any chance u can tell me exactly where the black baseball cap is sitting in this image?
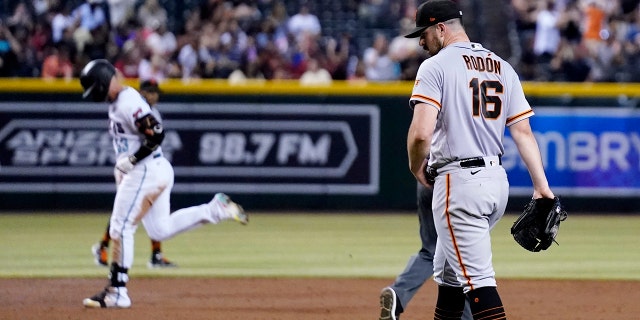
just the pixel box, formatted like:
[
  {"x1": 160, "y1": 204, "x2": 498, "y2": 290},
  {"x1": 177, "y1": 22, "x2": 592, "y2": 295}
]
[
  {"x1": 139, "y1": 79, "x2": 162, "y2": 93},
  {"x1": 404, "y1": 0, "x2": 463, "y2": 38}
]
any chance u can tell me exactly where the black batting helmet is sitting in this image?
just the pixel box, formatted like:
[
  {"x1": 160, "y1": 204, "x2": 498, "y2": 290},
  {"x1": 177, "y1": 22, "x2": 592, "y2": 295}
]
[{"x1": 80, "y1": 59, "x2": 115, "y2": 102}]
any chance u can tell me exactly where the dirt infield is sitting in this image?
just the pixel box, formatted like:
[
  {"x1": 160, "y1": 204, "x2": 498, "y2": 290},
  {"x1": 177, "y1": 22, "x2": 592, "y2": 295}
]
[{"x1": 1, "y1": 278, "x2": 638, "y2": 319}]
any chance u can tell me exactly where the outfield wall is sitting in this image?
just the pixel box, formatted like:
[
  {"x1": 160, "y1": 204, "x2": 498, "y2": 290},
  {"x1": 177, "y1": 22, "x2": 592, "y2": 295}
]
[{"x1": 1, "y1": 79, "x2": 639, "y2": 212}]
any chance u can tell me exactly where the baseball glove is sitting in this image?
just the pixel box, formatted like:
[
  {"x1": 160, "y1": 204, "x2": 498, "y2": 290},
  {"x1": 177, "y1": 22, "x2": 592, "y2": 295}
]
[{"x1": 510, "y1": 197, "x2": 567, "y2": 252}]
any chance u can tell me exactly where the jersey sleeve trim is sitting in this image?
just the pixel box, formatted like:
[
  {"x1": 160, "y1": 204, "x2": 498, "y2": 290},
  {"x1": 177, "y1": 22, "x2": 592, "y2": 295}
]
[
  {"x1": 410, "y1": 94, "x2": 441, "y2": 110},
  {"x1": 506, "y1": 109, "x2": 534, "y2": 126}
]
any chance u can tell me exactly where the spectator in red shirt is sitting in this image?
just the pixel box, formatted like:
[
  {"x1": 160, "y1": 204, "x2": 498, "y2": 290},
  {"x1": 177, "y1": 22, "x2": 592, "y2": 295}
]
[{"x1": 41, "y1": 44, "x2": 74, "y2": 79}]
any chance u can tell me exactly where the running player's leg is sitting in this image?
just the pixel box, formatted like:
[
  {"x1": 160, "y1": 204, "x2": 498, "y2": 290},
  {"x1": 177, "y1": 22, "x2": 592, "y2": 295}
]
[
  {"x1": 84, "y1": 156, "x2": 159, "y2": 308},
  {"x1": 100, "y1": 223, "x2": 111, "y2": 247},
  {"x1": 148, "y1": 239, "x2": 177, "y2": 268},
  {"x1": 88, "y1": 170, "x2": 148, "y2": 308},
  {"x1": 151, "y1": 240, "x2": 162, "y2": 255},
  {"x1": 109, "y1": 171, "x2": 146, "y2": 274},
  {"x1": 141, "y1": 158, "x2": 245, "y2": 242},
  {"x1": 92, "y1": 223, "x2": 111, "y2": 266}
]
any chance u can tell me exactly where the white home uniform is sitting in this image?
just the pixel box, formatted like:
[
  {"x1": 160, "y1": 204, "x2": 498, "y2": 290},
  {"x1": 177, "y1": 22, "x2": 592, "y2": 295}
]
[
  {"x1": 409, "y1": 42, "x2": 533, "y2": 292},
  {"x1": 108, "y1": 87, "x2": 232, "y2": 271}
]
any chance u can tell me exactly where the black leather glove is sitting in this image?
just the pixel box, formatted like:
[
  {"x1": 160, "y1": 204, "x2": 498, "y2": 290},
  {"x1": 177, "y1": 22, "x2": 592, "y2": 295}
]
[{"x1": 423, "y1": 165, "x2": 437, "y2": 185}]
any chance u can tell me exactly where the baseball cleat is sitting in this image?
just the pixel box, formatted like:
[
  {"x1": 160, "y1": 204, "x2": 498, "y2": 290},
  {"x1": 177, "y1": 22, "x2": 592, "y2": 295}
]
[
  {"x1": 91, "y1": 243, "x2": 108, "y2": 267},
  {"x1": 83, "y1": 286, "x2": 131, "y2": 308},
  {"x1": 379, "y1": 287, "x2": 399, "y2": 320},
  {"x1": 212, "y1": 193, "x2": 248, "y2": 225},
  {"x1": 147, "y1": 252, "x2": 178, "y2": 269}
]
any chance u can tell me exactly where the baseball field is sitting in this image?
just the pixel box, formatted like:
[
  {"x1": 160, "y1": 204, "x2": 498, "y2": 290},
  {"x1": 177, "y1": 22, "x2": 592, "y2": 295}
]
[{"x1": 1, "y1": 212, "x2": 639, "y2": 319}]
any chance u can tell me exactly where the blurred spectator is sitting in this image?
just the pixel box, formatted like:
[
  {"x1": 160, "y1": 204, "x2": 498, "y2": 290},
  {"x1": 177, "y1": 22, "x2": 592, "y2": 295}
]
[
  {"x1": 228, "y1": 68, "x2": 248, "y2": 84},
  {"x1": 591, "y1": 27, "x2": 625, "y2": 82},
  {"x1": 258, "y1": 41, "x2": 291, "y2": 80},
  {"x1": 210, "y1": 42, "x2": 242, "y2": 79},
  {"x1": 581, "y1": 1, "x2": 607, "y2": 56},
  {"x1": 5, "y1": 0, "x2": 640, "y2": 85},
  {"x1": 287, "y1": 2, "x2": 321, "y2": 43},
  {"x1": 256, "y1": 0, "x2": 289, "y2": 55},
  {"x1": 32, "y1": 0, "x2": 50, "y2": 17},
  {"x1": 16, "y1": 23, "x2": 42, "y2": 77},
  {"x1": 533, "y1": 1, "x2": 561, "y2": 80},
  {"x1": 511, "y1": 0, "x2": 538, "y2": 36},
  {"x1": 389, "y1": 18, "x2": 425, "y2": 80},
  {"x1": 70, "y1": 0, "x2": 109, "y2": 54},
  {"x1": 239, "y1": 36, "x2": 260, "y2": 78},
  {"x1": 363, "y1": 32, "x2": 399, "y2": 81},
  {"x1": 137, "y1": 0, "x2": 168, "y2": 31},
  {"x1": 233, "y1": 0, "x2": 262, "y2": 31},
  {"x1": 551, "y1": 41, "x2": 592, "y2": 81},
  {"x1": 198, "y1": 21, "x2": 222, "y2": 78},
  {"x1": 199, "y1": 0, "x2": 225, "y2": 23},
  {"x1": 347, "y1": 59, "x2": 367, "y2": 84},
  {"x1": 214, "y1": 19, "x2": 246, "y2": 78},
  {"x1": 30, "y1": 18, "x2": 50, "y2": 60},
  {"x1": 113, "y1": 40, "x2": 142, "y2": 78},
  {"x1": 138, "y1": 52, "x2": 168, "y2": 82},
  {"x1": 41, "y1": 43, "x2": 74, "y2": 79},
  {"x1": 622, "y1": 21, "x2": 640, "y2": 82},
  {"x1": 299, "y1": 57, "x2": 332, "y2": 85},
  {"x1": 288, "y1": 31, "x2": 321, "y2": 78},
  {"x1": 557, "y1": 0, "x2": 582, "y2": 45},
  {"x1": 388, "y1": 18, "x2": 419, "y2": 63},
  {"x1": 358, "y1": 0, "x2": 394, "y2": 28},
  {"x1": 5, "y1": 2, "x2": 34, "y2": 32},
  {"x1": 517, "y1": 33, "x2": 538, "y2": 81},
  {"x1": 176, "y1": 7, "x2": 201, "y2": 48},
  {"x1": 2, "y1": 3, "x2": 36, "y2": 77},
  {"x1": 0, "y1": 20, "x2": 21, "y2": 77},
  {"x1": 511, "y1": 0, "x2": 538, "y2": 77},
  {"x1": 165, "y1": 58, "x2": 183, "y2": 79},
  {"x1": 323, "y1": 33, "x2": 352, "y2": 80},
  {"x1": 256, "y1": 16, "x2": 289, "y2": 55},
  {"x1": 177, "y1": 33, "x2": 200, "y2": 80},
  {"x1": 107, "y1": 0, "x2": 136, "y2": 29},
  {"x1": 51, "y1": 2, "x2": 75, "y2": 44},
  {"x1": 113, "y1": 19, "x2": 138, "y2": 49},
  {"x1": 145, "y1": 22, "x2": 177, "y2": 57},
  {"x1": 267, "y1": 0, "x2": 289, "y2": 30}
]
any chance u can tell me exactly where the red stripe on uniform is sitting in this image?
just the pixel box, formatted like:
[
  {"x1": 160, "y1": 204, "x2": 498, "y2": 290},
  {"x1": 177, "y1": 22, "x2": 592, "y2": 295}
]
[{"x1": 445, "y1": 174, "x2": 474, "y2": 291}]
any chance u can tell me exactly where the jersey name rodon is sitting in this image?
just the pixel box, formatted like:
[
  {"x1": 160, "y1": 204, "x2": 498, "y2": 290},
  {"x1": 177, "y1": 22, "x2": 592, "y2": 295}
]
[{"x1": 462, "y1": 55, "x2": 501, "y2": 74}]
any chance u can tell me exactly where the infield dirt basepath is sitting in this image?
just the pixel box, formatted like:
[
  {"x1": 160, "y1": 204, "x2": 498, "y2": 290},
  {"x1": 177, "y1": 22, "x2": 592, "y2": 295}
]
[{"x1": 1, "y1": 278, "x2": 638, "y2": 319}]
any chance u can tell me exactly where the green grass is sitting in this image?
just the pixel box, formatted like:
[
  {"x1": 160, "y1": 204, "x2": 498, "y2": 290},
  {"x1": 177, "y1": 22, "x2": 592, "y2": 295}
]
[{"x1": 0, "y1": 212, "x2": 638, "y2": 280}]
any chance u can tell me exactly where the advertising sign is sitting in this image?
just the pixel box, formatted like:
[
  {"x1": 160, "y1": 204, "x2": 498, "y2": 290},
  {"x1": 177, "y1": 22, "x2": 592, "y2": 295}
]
[
  {"x1": 504, "y1": 108, "x2": 640, "y2": 197},
  {"x1": 0, "y1": 103, "x2": 380, "y2": 195}
]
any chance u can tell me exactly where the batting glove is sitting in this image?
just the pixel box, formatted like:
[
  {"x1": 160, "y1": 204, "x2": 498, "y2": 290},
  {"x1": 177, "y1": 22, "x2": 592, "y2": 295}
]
[{"x1": 115, "y1": 155, "x2": 137, "y2": 174}]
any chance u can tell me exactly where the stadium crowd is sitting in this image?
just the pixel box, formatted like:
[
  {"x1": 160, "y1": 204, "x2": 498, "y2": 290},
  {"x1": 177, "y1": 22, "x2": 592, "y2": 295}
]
[{"x1": 0, "y1": 0, "x2": 639, "y2": 83}]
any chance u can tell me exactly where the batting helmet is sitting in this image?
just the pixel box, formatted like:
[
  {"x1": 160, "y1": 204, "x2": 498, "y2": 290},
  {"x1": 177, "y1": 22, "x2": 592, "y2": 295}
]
[{"x1": 80, "y1": 59, "x2": 115, "y2": 102}]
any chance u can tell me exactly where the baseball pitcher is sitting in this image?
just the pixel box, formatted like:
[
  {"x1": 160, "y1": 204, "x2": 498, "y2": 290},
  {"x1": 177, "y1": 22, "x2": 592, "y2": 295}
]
[{"x1": 404, "y1": 0, "x2": 556, "y2": 319}]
